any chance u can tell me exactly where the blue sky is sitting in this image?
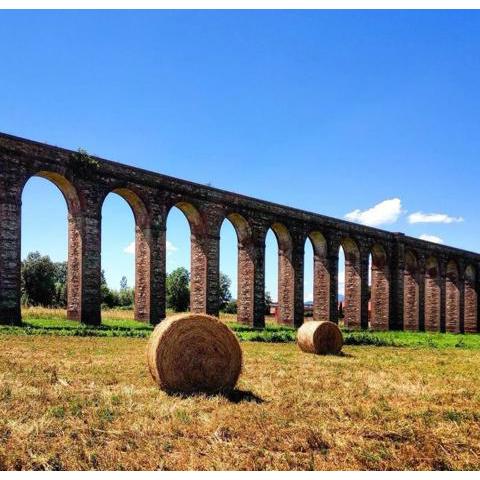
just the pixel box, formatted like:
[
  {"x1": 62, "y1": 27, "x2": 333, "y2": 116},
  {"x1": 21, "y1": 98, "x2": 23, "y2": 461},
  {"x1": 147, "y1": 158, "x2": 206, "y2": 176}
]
[{"x1": 2, "y1": 10, "x2": 479, "y2": 300}]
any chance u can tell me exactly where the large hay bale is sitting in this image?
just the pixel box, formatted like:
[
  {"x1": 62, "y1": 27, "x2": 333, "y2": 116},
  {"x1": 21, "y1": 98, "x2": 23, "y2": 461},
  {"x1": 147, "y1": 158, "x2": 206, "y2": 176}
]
[
  {"x1": 297, "y1": 320, "x2": 343, "y2": 355},
  {"x1": 147, "y1": 313, "x2": 242, "y2": 393}
]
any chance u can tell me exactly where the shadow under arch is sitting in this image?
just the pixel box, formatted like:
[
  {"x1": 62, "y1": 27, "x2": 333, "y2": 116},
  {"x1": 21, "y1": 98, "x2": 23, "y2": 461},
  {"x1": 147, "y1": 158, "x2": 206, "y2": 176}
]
[
  {"x1": 307, "y1": 231, "x2": 329, "y2": 321},
  {"x1": 340, "y1": 237, "x2": 361, "y2": 329},
  {"x1": 464, "y1": 264, "x2": 478, "y2": 333},
  {"x1": 425, "y1": 256, "x2": 441, "y2": 332},
  {"x1": 370, "y1": 243, "x2": 389, "y2": 331},
  {"x1": 403, "y1": 250, "x2": 420, "y2": 331},
  {"x1": 101, "y1": 187, "x2": 152, "y2": 322},
  {"x1": 445, "y1": 259, "x2": 460, "y2": 333}
]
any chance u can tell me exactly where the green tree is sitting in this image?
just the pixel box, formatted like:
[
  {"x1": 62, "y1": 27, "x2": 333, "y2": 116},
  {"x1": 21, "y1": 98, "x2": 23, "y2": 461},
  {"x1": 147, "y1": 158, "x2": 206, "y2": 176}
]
[
  {"x1": 120, "y1": 276, "x2": 128, "y2": 291},
  {"x1": 219, "y1": 272, "x2": 232, "y2": 311},
  {"x1": 100, "y1": 269, "x2": 116, "y2": 308},
  {"x1": 166, "y1": 267, "x2": 190, "y2": 312},
  {"x1": 264, "y1": 291, "x2": 273, "y2": 315},
  {"x1": 223, "y1": 300, "x2": 237, "y2": 314},
  {"x1": 53, "y1": 261, "x2": 68, "y2": 308},
  {"x1": 53, "y1": 261, "x2": 67, "y2": 285},
  {"x1": 21, "y1": 252, "x2": 57, "y2": 306}
]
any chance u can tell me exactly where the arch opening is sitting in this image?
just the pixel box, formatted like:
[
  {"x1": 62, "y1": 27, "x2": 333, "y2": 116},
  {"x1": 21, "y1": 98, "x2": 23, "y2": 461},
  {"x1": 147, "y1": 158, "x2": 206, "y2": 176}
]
[
  {"x1": 265, "y1": 228, "x2": 278, "y2": 323},
  {"x1": 166, "y1": 201, "x2": 208, "y2": 314},
  {"x1": 101, "y1": 191, "x2": 144, "y2": 321},
  {"x1": 165, "y1": 204, "x2": 196, "y2": 314},
  {"x1": 424, "y1": 256, "x2": 441, "y2": 332},
  {"x1": 21, "y1": 173, "x2": 81, "y2": 321},
  {"x1": 220, "y1": 213, "x2": 254, "y2": 324}
]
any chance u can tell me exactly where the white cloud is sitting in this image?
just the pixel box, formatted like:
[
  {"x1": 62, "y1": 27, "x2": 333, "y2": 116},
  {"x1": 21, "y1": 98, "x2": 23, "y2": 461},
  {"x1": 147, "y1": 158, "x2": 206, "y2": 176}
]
[
  {"x1": 419, "y1": 234, "x2": 444, "y2": 244},
  {"x1": 124, "y1": 240, "x2": 178, "y2": 255},
  {"x1": 408, "y1": 212, "x2": 463, "y2": 224},
  {"x1": 345, "y1": 198, "x2": 402, "y2": 227},
  {"x1": 304, "y1": 292, "x2": 313, "y2": 302},
  {"x1": 166, "y1": 240, "x2": 178, "y2": 255},
  {"x1": 123, "y1": 241, "x2": 135, "y2": 254}
]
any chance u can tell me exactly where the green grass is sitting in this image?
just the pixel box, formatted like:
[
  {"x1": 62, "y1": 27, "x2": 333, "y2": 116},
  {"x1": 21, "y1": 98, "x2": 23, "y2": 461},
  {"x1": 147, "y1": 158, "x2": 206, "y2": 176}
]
[
  {"x1": 1, "y1": 311, "x2": 480, "y2": 348},
  {"x1": 343, "y1": 329, "x2": 480, "y2": 349}
]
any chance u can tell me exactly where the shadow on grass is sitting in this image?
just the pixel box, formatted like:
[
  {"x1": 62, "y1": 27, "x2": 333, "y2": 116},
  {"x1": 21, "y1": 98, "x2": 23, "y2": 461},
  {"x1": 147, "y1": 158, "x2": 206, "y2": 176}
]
[
  {"x1": 167, "y1": 388, "x2": 264, "y2": 404},
  {"x1": 336, "y1": 351, "x2": 355, "y2": 358},
  {"x1": 222, "y1": 388, "x2": 264, "y2": 404}
]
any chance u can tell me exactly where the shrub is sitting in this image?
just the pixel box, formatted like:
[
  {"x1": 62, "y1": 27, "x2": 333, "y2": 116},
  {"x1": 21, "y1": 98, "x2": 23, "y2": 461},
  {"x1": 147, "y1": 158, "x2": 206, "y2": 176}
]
[{"x1": 223, "y1": 300, "x2": 237, "y2": 314}]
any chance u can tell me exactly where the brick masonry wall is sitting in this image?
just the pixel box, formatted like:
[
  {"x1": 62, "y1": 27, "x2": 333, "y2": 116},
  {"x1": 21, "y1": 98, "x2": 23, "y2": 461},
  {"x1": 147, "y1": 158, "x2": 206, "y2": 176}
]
[
  {"x1": 403, "y1": 272, "x2": 419, "y2": 331},
  {"x1": 425, "y1": 264, "x2": 441, "y2": 332},
  {"x1": 1, "y1": 132, "x2": 480, "y2": 332}
]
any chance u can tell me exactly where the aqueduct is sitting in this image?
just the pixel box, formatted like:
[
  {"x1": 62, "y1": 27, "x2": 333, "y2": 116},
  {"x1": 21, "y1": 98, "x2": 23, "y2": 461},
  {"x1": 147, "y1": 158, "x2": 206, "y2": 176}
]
[{"x1": 0, "y1": 132, "x2": 479, "y2": 332}]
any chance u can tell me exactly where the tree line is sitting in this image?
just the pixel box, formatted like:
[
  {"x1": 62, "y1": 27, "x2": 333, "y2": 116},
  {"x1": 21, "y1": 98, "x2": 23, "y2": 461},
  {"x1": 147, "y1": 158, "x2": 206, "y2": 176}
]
[{"x1": 20, "y1": 251, "x2": 260, "y2": 313}]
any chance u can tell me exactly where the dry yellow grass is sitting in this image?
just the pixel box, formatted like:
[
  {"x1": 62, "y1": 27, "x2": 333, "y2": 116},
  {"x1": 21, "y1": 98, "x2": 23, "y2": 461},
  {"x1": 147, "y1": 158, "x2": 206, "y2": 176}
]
[{"x1": 1, "y1": 334, "x2": 480, "y2": 470}]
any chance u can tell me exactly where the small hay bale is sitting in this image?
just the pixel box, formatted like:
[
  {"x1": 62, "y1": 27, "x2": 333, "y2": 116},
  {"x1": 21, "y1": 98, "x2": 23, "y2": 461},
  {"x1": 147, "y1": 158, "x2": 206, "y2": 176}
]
[
  {"x1": 297, "y1": 320, "x2": 343, "y2": 355},
  {"x1": 147, "y1": 313, "x2": 242, "y2": 393}
]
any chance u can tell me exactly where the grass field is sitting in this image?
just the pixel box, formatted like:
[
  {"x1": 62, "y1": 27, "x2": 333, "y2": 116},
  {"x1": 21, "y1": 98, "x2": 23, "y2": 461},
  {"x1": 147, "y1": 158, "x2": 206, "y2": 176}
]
[
  {"x1": 2, "y1": 307, "x2": 480, "y2": 350},
  {"x1": 1, "y1": 334, "x2": 480, "y2": 470},
  {"x1": 2, "y1": 308, "x2": 480, "y2": 470}
]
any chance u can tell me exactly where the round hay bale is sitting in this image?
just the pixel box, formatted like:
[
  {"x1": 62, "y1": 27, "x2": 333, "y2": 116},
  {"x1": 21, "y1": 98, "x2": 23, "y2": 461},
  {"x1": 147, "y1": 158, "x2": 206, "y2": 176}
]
[
  {"x1": 297, "y1": 320, "x2": 343, "y2": 355},
  {"x1": 146, "y1": 313, "x2": 242, "y2": 394}
]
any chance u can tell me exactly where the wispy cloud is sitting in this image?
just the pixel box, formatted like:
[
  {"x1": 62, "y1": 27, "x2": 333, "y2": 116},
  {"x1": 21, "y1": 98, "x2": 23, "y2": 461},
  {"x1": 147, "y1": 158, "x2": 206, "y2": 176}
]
[
  {"x1": 408, "y1": 212, "x2": 463, "y2": 224},
  {"x1": 345, "y1": 198, "x2": 402, "y2": 227},
  {"x1": 124, "y1": 240, "x2": 178, "y2": 255},
  {"x1": 166, "y1": 240, "x2": 178, "y2": 255},
  {"x1": 123, "y1": 242, "x2": 135, "y2": 254},
  {"x1": 304, "y1": 292, "x2": 313, "y2": 302},
  {"x1": 419, "y1": 234, "x2": 444, "y2": 244}
]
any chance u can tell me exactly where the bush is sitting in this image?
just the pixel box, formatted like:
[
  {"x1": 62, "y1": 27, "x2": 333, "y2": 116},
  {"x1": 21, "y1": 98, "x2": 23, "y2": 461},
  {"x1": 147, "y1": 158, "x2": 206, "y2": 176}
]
[{"x1": 223, "y1": 300, "x2": 237, "y2": 314}]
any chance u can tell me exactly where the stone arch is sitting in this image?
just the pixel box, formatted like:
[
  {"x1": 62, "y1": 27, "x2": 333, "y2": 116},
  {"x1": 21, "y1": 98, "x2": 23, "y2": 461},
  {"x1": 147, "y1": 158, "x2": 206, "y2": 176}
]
[
  {"x1": 101, "y1": 187, "x2": 151, "y2": 322},
  {"x1": 424, "y1": 256, "x2": 441, "y2": 331},
  {"x1": 270, "y1": 222, "x2": 294, "y2": 325},
  {"x1": 341, "y1": 237, "x2": 361, "y2": 329},
  {"x1": 403, "y1": 250, "x2": 420, "y2": 331},
  {"x1": 111, "y1": 188, "x2": 149, "y2": 229},
  {"x1": 174, "y1": 201, "x2": 204, "y2": 234},
  {"x1": 464, "y1": 264, "x2": 477, "y2": 333},
  {"x1": 21, "y1": 171, "x2": 83, "y2": 321},
  {"x1": 220, "y1": 213, "x2": 254, "y2": 324},
  {"x1": 35, "y1": 171, "x2": 82, "y2": 214},
  {"x1": 370, "y1": 243, "x2": 389, "y2": 330},
  {"x1": 307, "y1": 231, "x2": 329, "y2": 321},
  {"x1": 445, "y1": 259, "x2": 461, "y2": 333}
]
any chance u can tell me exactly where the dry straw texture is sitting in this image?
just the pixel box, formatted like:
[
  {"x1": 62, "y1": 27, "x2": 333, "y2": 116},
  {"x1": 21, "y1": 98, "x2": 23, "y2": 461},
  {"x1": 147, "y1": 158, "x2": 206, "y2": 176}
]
[
  {"x1": 2, "y1": 336, "x2": 480, "y2": 469},
  {"x1": 147, "y1": 313, "x2": 242, "y2": 393},
  {"x1": 297, "y1": 320, "x2": 343, "y2": 355}
]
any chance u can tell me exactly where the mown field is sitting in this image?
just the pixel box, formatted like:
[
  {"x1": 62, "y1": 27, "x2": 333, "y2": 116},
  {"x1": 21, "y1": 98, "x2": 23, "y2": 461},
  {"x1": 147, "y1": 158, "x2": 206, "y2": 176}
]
[
  {"x1": 2, "y1": 307, "x2": 480, "y2": 350},
  {"x1": 1, "y1": 308, "x2": 480, "y2": 470}
]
